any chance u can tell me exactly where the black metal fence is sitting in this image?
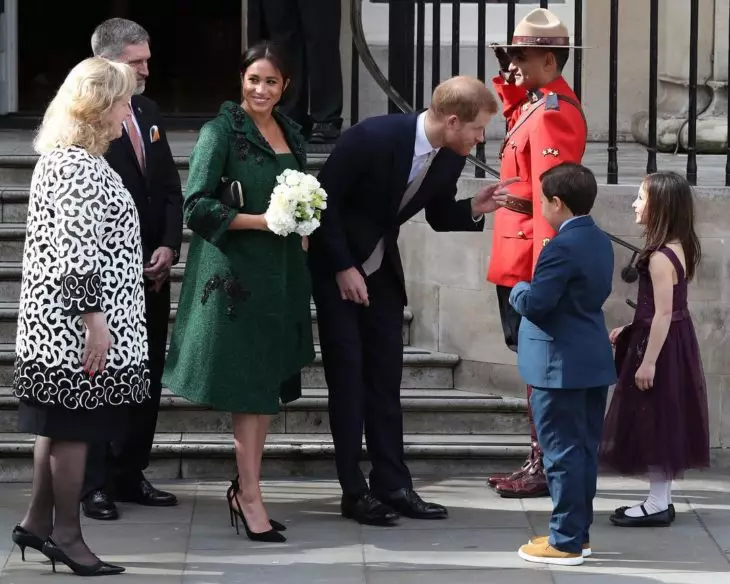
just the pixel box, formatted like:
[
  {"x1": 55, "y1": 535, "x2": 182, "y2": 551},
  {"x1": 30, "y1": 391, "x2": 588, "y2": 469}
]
[{"x1": 350, "y1": 0, "x2": 720, "y2": 186}]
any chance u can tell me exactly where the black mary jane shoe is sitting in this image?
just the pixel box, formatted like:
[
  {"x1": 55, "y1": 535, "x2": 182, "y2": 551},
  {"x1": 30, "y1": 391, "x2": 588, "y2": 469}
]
[
  {"x1": 41, "y1": 537, "x2": 125, "y2": 576},
  {"x1": 614, "y1": 503, "x2": 676, "y2": 523},
  {"x1": 11, "y1": 525, "x2": 45, "y2": 561},
  {"x1": 609, "y1": 504, "x2": 672, "y2": 527}
]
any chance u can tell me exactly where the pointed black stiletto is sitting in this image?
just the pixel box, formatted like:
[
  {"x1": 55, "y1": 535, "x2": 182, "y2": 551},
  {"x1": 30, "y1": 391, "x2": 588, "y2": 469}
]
[
  {"x1": 226, "y1": 477, "x2": 287, "y2": 532},
  {"x1": 225, "y1": 483, "x2": 286, "y2": 542},
  {"x1": 11, "y1": 525, "x2": 44, "y2": 562},
  {"x1": 41, "y1": 537, "x2": 126, "y2": 576}
]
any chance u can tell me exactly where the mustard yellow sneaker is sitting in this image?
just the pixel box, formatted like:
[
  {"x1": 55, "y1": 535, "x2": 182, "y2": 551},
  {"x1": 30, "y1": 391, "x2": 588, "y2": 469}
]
[
  {"x1": 529, "y1": 535, "x2": 592, "y2": 557},
  {"x1": 518, "y1": 541, "x2": 584, "y2": 566}
]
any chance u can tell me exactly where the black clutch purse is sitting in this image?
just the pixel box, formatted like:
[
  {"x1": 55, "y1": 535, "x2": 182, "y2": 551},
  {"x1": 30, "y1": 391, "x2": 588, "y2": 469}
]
[{"x1": 216, "y1": 176, "x2": 244, "y2": 208}]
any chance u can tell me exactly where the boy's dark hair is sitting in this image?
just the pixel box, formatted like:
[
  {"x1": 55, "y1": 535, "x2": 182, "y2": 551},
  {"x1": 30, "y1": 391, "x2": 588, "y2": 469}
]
[{"x1": 540, "y1": 162, "x2": 597, "y2": 216}]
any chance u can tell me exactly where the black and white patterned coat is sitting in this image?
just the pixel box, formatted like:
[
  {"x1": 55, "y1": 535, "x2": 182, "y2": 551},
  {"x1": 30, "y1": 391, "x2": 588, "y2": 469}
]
[{"x1": 13, "y1": 146, "x2": 150, "y2": 410}]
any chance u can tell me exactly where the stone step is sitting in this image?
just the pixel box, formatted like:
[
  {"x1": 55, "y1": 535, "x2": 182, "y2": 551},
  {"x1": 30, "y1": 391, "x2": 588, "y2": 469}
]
[
  {"x1": 0, "y1": 152, "x2": 327, "y2": 193},
  {"x1": 0, "y1": 300, "x2": 413, "y2": 346},
  {"x1": 0, "y1": 432, "x2": 531, "y2": 481},
  {"x1": 0, "y1": 387, "x2": 528, "y2": 435},
  {"x1": 0, "y1": 343, "x2": 459, "y2": 389}
]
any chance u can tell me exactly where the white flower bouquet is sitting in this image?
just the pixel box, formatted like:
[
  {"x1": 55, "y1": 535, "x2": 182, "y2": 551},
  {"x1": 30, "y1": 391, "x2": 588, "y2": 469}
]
[{"x1": 264, "y1": 169, "x2": 328, "y2": 236}]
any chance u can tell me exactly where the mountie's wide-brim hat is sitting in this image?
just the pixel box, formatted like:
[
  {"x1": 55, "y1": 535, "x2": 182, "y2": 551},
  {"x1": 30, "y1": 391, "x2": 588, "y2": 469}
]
[{"x1": 492, "y1": 8, "x2": 588, "y2": 49}]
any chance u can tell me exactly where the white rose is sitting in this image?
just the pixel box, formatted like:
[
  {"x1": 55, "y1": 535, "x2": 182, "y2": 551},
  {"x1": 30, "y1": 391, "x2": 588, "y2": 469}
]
[{"x1": 285, "y1": 171, "x2": 302, "y2": 187}]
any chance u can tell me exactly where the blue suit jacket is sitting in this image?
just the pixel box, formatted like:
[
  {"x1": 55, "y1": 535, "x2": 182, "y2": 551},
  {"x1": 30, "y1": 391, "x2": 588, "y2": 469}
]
[
  {"x1": 509, "y1": 215, "x2": 617, "y2": 389},
  {"x1": 307, "y1": 112, "x2": 484, "y2": 303}
]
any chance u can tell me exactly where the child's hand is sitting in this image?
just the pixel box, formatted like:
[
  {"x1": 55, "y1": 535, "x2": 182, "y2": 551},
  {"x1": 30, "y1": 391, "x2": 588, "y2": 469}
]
[
  {"x1": 635, "y1": 361, "x2": 655, "y2": 391},
  {"x1": 609, "y1": 325, "x2": 627, "y2": 345}
]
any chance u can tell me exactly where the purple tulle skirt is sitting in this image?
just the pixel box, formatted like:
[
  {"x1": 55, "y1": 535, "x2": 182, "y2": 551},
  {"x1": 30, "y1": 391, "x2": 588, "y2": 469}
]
[{"x1": 599, "y1": 317, "x2": 710, "y2": 479}]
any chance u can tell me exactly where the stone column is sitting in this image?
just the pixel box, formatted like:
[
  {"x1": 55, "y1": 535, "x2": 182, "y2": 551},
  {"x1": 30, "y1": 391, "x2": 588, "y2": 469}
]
[{"x1": 631, "y1": 0, "x2": 723, "y2": 153}]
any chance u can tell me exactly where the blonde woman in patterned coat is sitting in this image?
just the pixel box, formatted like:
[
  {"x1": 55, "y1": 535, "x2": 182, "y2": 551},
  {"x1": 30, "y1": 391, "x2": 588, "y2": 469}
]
[{"x1": 11, "y1": 57, "x2": 148, "y2": 576}]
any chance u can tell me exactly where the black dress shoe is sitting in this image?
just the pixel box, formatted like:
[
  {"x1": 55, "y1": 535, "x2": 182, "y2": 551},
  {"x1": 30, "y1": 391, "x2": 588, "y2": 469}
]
[
  {"x1": 341, "y1": 494, "x2": 399, "y2": 526},
  {"x1": 115, "y1": 479, "x2": 178, "y2": 507},
  {"x1": 374, "y1": 488, "x2": 448, "y2": 520},
  {"x1": 609, "y1": 504, "x2": 672, "y2": 527},
  {"x1": 309, "y1": 122, "x2": 341, "y2": 144},
  {"x1": 81, "y1": 489, "x2": 119, "y2": 521}
]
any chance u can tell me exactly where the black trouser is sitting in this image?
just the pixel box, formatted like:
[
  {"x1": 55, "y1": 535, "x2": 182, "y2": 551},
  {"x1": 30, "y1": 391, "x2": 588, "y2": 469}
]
[
  {"x1": 261, "y1": 0, "x2": 343, "y2": 129},
  {"x1": 496, "y1": 285, "x2": 521, "y2": 353},
  {"x1": 311, "y1": 264, "x2": 410, "y2": 496},
  {"x1": 496, "y1": 285, "x2": 541, "y2": 448},
  {"x1": 83, "y1": 282, "x2": 170, "y2": 497}
]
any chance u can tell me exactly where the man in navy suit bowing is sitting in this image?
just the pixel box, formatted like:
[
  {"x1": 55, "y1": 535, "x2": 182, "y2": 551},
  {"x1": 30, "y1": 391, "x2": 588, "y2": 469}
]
[
  {"x1": 509, "y1": 163, "x2": 616, "y2": 566},
  {"x1": 308, "y1": 76, "x2": 515, "y2": 526}
]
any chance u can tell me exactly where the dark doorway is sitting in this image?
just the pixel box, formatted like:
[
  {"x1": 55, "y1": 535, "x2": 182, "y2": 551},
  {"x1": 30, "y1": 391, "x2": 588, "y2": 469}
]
[{"x1": 18, "y1": 0, "x2": 242, "y2": 116}]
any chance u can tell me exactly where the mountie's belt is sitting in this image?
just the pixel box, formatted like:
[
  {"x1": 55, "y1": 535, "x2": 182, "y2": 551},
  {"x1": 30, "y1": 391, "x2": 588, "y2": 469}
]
[{"x1": 503, "y1": 195, "x2": 533, "y2": 216}]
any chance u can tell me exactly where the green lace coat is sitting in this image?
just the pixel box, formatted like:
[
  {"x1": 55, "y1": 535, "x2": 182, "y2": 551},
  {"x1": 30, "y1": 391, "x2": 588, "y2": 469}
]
[{"x1": 163, "y1": 102, "x2": 315, "y2": 414}]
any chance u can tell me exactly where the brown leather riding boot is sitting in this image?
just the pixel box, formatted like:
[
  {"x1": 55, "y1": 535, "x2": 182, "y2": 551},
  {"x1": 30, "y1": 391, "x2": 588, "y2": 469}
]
[
  {"x1": 495, "y1": 442, "x2": 549, "y2": 498},
  {"x1": 487, "y1": 385, "x2": 537, "y2": 489}
]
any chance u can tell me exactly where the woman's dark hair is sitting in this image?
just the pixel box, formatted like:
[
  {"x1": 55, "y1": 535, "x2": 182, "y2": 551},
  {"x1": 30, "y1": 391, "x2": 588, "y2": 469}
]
[
  {"x1": 239, "y1": 41, "x2": 291, "y2": 81},
  {"x1": 639, "y1": 171, "x2": 702, "y2": 280}
]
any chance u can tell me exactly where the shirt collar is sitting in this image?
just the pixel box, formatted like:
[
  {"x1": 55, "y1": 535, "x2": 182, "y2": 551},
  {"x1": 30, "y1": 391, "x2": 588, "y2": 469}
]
[
  {"x1": 415, "y1": 111, "x2": 439, "y2": 157},
  {"x1": 559, "y1": 215, "x2": 583, "y2": 231}
]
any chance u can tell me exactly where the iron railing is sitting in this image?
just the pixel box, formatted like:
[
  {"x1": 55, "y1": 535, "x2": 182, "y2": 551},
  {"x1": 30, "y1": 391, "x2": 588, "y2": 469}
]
[
  {"x1": 353, "y1": 0, "x2": 718, "y2": 187},
  {"x1": 350, "y1": 0, "x2": 642, "y2": 283}
]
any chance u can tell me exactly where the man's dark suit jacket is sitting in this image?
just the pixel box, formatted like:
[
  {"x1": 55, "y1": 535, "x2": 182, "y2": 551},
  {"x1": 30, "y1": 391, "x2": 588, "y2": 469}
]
[
  {"x1": 104, "y1": 94, "x2": 183, "y2": 265},
  {"x1": 308, "y1": 112, "x2": 483, "y2": 302}
]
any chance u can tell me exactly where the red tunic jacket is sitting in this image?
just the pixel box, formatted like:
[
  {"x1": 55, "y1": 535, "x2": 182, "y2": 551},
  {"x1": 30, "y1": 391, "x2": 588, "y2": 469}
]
[{"x1": 486, "y1": 75, "x2": 587, "y2": 287}]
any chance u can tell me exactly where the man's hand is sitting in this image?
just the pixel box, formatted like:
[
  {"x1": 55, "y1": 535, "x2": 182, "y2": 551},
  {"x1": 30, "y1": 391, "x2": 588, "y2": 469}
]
[
  {"x1": 335, "y1": 267, "x2": 369, "y2": 307},
  {"x1": 490, "y1": 42, "x2": 512, "y2": 72},
  {"x1": 144, "y1": 246, "x2": 175, "y2": 292},
  {"x1": 471, "y1": 177, "x2": 520, "y2": 217}
]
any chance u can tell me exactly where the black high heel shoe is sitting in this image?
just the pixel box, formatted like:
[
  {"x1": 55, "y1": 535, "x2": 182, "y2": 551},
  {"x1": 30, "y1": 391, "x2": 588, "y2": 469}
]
[
  {"x1": 225, "y1": 483, "x2": 286, "y2": 542},
  {"x1": 226, "y1": 478, "x2": 287, "y2": 532},
  {"x1": 11, "y1": 525, "x2": 44, "y2": 561},
  {"x1": 41, "y1": 537, "x2": 125, "y2": 576}
]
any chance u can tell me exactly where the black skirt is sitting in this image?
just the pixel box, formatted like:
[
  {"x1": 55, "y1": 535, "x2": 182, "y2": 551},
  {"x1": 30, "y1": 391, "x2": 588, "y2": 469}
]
[{"x1": 18, "y1": 401, "x2": 130, "y2": 442}]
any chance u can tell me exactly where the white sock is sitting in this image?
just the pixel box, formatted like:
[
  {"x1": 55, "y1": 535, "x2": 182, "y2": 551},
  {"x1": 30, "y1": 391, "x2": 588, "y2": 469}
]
[{"x1": 625, "y1": 473, "x2": 672, "y2": 517}]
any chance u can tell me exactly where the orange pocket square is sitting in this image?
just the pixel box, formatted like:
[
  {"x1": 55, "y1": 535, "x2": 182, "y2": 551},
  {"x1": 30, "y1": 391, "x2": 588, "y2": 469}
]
[{"x1": 149, "y1": 125, "x2": 160, "y2": 143}]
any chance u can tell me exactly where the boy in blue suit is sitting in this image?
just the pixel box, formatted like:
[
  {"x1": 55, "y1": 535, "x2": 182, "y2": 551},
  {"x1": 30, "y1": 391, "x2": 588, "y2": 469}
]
[{"x1": 510, "y1": 162, "x2": 616, "y2": 566}]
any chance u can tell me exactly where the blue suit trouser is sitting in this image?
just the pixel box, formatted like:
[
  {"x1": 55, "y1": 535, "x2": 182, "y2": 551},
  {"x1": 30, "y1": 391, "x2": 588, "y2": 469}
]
[{"x1": 530, "y1": 386, "x2": 608, "y2": 554}]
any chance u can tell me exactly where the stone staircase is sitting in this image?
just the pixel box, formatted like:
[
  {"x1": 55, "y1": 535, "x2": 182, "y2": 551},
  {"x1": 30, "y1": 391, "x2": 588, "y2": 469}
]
[{"x1": 0, "y1": 153, "x2": 530, "y2": 481}]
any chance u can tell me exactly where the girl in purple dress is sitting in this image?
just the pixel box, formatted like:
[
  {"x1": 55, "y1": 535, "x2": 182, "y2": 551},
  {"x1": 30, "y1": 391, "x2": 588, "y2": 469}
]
[{"x1": 600, "y1": 171, "x2": 709, "y2": 528}]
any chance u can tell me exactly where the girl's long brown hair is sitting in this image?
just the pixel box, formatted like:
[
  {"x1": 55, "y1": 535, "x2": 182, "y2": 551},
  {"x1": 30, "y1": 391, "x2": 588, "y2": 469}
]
[{"x1": 639, "y1": 171, "x2": 701, "y2": 280}]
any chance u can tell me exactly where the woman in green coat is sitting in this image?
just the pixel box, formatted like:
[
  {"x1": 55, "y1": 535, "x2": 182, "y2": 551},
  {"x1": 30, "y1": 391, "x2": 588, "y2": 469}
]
[{"x1": 163, "y1": 43, "x2": 314, "y2": 542}]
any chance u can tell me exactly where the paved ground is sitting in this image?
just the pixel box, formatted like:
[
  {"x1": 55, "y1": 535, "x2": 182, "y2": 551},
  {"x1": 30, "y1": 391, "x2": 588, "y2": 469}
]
[
  {"x1": 0, "y1": 473, "x2": 726, "y2": 582},
  {"x1": 0, "y1": 129, "x2": 728, "y2": 186}
]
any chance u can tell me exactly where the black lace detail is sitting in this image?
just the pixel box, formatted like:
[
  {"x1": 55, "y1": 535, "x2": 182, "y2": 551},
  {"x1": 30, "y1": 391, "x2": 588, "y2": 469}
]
[
  {"x1": 232, "y1": 133, "x2": 264, "y2": 165},
  {"x1": 200, "y1": 271, "x2": 251, "y2": 320},
  {"x1": 226, "y1": 103, "x2": 271, "y2": 166},
  {"x1": 61, "y1": 271, "x2": 103, "y2": 315},
  {"x1": 193, "y1": 201, "x2": 232, "y2": 237},
  {"x1": 228, "y1": 102, "x2": 246, "y2": 126}
]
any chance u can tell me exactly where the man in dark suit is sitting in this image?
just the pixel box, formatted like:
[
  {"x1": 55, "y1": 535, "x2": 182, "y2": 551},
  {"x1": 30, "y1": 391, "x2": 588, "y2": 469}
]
[
  {"x1": 308, "y1": 76, "x2": 516, "y2": 526},
  {"x1": 509, "y1": 163, "x2": 616, "y2": 566},
  {"x1": 256, "y1": 0, "x2": 343, "y2": 142},
  {"x1": 81, "y1": 18, "x2": 183, "y2": 520}
]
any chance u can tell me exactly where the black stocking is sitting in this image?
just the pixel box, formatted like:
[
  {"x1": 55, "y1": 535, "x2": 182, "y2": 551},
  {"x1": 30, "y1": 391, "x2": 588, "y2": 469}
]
[
  {"x1": 20, "y1": 436, "x2": 53, "y2": 538},
  {"x1": 49, "y1": 441, "x2": 99, "y2": 566}
]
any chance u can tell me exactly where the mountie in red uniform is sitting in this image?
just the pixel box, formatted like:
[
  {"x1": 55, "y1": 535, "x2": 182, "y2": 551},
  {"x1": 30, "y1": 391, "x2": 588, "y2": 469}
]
[
  {"x1": 488, "y1": 75, "x2": 586, "y2": 286},
  {"x1": 486, "y1": 75, "x2": 587, "y2": 498}
]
